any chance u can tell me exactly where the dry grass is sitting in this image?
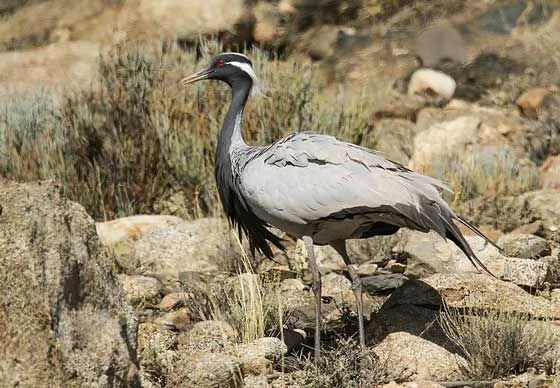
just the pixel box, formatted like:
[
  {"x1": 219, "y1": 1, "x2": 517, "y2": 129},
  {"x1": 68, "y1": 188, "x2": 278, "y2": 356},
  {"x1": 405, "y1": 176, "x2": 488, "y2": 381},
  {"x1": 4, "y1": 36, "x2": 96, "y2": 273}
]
[
  {"x1": 284, "y1": 337, "x2": 388, "y2": 388},
  {"x1": 440, "y1": 303, "x2": 560, "y2": 379}
]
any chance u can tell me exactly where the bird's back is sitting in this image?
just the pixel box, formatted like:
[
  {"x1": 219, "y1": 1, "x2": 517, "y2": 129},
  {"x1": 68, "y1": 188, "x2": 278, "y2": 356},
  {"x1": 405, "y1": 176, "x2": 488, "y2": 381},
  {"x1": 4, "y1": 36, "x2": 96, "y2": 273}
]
[{"x1": 236, "y1": 132, "x2": 495, "y2": 273}]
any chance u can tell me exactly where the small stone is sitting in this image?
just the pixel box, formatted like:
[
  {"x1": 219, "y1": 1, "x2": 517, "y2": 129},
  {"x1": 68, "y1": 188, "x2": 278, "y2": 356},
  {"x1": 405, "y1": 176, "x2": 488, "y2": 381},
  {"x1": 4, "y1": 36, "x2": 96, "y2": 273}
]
[
  {"x1": 156, "y1": 308, "x2": 192, "y2": 331},
  {"x1": 408, "y1": 68, "x2": 456, "y2": 99},
  {"x1": 118, "y1": 275, "x2": 162, "y2": 307},
  {"x1": 497, "y1": 233, "x2": 551, "y2": 259},
  {"x1": 357, "y1": 263, "x2": 378, "y2": 276},
  {"x1": 540, "y1": 155, "x2": 560, "y2": 189},
  {"x1": 516, "y1": 87, "x2": 556, "y2": 118},
  {"x1": 237, "y1": 337, "x2": 287, "y2": 375},
  {"x1": 280, "y1": 278, "x2": 307, "y2": 291},
  {"x1": 386, "y1": 259, "x2": 406, "y2": 273},
  {"x1": 177, "y1": 320, "x2": 238, "y2": 353},
  {"x1": 158, "y1": 292, "x2": 192, "y2": 311},
  {"x1": 362, "y1": 274, "x2": 408, "y2": 294}
]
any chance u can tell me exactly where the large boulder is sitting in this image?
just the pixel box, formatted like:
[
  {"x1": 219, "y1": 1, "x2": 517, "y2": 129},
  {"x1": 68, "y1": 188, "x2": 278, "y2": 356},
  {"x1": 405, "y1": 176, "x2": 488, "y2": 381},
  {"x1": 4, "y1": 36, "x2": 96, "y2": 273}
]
[
  {"x1": 400, "y1": 231, "x2": 552, "y2": 288},
  {"x1": 0, "y1": 179, "x2": 138, "y2": 387},
  {"x1": 373, "y1": 332, "x2": 464, "y2": 381},
  {"x1": 97, "y1": 216, "x2": 241, "y2": 282}
]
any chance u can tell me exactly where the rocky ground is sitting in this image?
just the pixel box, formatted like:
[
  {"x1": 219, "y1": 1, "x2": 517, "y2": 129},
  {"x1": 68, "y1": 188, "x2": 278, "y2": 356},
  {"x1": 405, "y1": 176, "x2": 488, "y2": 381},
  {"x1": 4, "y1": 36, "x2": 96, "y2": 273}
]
[{"x1": 1, "y1": 0, "x2": 560, "y2": 387}]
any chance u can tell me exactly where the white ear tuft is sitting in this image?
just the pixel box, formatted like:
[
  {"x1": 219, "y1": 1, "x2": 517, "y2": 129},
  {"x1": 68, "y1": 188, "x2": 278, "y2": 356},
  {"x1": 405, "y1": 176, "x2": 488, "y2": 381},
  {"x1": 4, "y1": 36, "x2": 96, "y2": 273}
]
[{"x1": 228, "y1": 61, "x2": 263, "y2": 97}]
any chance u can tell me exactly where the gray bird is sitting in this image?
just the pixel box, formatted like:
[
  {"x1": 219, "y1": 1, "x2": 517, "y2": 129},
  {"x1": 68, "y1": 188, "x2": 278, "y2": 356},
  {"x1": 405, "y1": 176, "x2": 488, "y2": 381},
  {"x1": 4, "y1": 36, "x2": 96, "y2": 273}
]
[{"x1": 182, "y1": 52, "x2": 496, "y2": 360}]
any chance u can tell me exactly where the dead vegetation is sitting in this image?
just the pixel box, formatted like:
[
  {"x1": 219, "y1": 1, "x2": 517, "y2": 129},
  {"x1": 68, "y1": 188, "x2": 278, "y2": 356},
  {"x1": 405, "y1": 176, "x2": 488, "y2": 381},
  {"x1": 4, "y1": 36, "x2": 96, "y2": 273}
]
[{"x1": 440, "y1": 303, "x2": 560, "y2": 379}]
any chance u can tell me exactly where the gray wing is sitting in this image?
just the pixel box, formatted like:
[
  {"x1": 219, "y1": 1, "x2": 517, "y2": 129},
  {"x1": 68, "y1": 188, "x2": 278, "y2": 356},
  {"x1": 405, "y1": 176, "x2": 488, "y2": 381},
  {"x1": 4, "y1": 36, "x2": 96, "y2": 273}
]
[{"x1": 240, "y1": 133, "x2": 496, "y2": 274}]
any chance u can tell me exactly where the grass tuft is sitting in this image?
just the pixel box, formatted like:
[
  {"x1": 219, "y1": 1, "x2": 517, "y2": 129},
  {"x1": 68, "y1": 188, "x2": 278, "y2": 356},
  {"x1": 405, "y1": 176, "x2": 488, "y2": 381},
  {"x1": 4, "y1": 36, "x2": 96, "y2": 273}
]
[{"x1": 440, "y1": 303, "x2": 560, "y2": 379}]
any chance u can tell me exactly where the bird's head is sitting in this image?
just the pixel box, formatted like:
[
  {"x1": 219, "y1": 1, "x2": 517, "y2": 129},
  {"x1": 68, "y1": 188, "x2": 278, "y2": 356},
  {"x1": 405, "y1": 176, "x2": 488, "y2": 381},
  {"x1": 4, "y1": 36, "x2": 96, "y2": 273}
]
[{"x1": 182, "y1": 52, "x2": 261, "y2": 96}]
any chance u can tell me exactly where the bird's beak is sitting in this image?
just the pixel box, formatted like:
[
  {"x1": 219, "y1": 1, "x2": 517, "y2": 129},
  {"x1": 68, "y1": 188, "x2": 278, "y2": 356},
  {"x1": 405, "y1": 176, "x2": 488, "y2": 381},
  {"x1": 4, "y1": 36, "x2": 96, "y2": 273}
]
[{"x1": 181, "y1": 68, "x2": 214, "y2": 85}]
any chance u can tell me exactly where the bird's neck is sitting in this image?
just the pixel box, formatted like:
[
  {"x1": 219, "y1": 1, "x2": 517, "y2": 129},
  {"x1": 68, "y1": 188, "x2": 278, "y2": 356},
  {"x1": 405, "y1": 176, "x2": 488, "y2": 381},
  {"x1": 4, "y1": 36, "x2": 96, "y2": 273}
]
[{"x1": 217, "y1": 81, "x2": 251, "y2": 161}]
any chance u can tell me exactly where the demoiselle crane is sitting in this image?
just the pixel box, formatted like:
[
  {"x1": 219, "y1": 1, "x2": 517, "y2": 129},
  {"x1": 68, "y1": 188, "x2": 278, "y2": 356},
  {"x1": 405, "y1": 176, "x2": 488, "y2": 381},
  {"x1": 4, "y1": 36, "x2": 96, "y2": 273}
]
[{"x1": 182, "y1": 52, "x2": 496, "y2": 360}]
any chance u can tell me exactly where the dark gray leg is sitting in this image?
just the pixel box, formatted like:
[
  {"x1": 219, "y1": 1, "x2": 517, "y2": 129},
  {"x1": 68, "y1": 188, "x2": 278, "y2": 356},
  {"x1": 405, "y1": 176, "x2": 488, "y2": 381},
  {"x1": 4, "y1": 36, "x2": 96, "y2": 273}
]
[
  {"x1": 331, "y1": 240, "x2": 366, "y2": 350},
  {"x1": 303, "y1": 235, "x2": 321, "y2": 362}
]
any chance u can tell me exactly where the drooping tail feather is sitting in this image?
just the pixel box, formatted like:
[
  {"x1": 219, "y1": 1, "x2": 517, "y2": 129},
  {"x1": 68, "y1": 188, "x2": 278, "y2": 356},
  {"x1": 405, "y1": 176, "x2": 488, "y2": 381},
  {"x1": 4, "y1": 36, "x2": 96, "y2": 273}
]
[{"x1": 444, "y1": 215, "x2": 498, "y2": 279}]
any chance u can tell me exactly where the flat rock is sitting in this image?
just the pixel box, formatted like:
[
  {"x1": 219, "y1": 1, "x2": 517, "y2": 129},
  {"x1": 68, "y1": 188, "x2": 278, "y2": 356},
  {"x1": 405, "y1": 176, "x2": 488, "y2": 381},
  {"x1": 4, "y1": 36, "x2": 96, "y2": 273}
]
[
  {"x1": 390, "y1": 273, "x2": 560, "y2": 319},
  {"x1": 401, "y1": 231, "x2": 552, "y2": 288},
  {"x1": 132, "y1": 218, "x2": 239, "y2": 280},
  {"x1": 96, "y1": 214, "x2": 183, "y2": 246},
  {"x1": 496, "y1": 233, "x2": 551, "y2": 259},
  {"x1": 373, "y1": 332, "x2": 464, "y2": 381},
  {"x1": 362, "y1": 273, "x2": 409, "y2": 294}
]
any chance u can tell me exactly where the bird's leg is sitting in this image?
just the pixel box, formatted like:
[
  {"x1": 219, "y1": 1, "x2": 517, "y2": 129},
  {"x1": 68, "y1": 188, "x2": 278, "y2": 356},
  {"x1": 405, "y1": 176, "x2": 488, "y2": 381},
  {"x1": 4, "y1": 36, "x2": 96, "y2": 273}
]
[
  {"x1": 331, "y1": 240, "x2": 366, "y2": 350},
  {"x1": 303, "y1": 235, "x2": 321, "y2": 362}
]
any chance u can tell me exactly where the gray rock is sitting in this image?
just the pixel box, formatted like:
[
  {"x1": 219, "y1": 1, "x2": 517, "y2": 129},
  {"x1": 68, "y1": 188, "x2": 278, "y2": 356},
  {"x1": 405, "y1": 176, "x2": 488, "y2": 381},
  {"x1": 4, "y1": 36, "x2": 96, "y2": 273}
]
[
  {"x1": 178, "y1": 320, "x2": 238, "y2": 354},
  {"x1": 414, "y1": 23, "x2": 467, "y2": 68},
  {"x1": 237, "y1": 337, "x2": 287, "y2": 375},
  {"x1": 138, "y1": 322, "x2": 178, "y2": 384},
  {"x1": 393, "y1": 273, "x2": 560, "y2": 319},
  {"x1": 118, "y1": 274, "x2": 162, "y2": 307},
  {"x1": 372, "y1": 332, "x2": 464, "y2": 381},
  {"x1": 362, "y1": 273, "x2": 408, "y2": 294},
  {"x1": 167, "y1": 352, "x2": 243, "y2": 388},
  {"x1": 0, "y1": 179, "x2": 138, "y2": 387},
  {"x1": 132, "y1": 218, "x2": 240, "y2": 281},
  {"x1": 497, "y1": 233, "x2": 551, "y2": 259},
  {"x1": 401, "y1": 231, "x2": 552, "y2": 288}
]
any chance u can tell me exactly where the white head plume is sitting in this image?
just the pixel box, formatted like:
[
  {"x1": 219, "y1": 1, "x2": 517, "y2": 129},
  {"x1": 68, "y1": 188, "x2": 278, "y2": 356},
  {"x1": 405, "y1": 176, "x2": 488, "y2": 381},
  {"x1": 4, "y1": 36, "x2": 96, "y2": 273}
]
[{"x1": 228, "y1": 61, "x2": 264, "y2": 97}]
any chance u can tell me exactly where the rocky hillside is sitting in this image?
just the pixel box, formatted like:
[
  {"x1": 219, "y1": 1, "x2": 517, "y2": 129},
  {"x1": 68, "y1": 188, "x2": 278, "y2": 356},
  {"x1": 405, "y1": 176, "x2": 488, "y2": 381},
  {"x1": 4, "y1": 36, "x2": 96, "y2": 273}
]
[{"x1": 1, "y1": 0, "x2": 560, "y2": 387}]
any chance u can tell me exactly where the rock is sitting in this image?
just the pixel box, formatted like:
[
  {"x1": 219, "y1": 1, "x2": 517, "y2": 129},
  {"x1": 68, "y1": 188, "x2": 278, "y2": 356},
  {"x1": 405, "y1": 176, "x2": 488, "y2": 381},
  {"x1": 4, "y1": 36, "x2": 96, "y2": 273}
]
[
  {"x1": 138, "y1": 322, "x2": 178, "y2": 383},
  {"x1": 414, "y1": 23, "x2": 467, "y2": 68},
  {"x1": 156, "y1": 308, "x2": 193, "y2": 331},
  {"x1": 0, "y1": 179, "x2": 138, "y2": 387},
  {"x1": 237, "y1": 337, "x2": 287, "y2": 375},
  {"x1": 373, "y1": 332, "x2": 464, "y2": 381},
  {"x1": 409, "y1": 116, "x2": 481, "y2": 170},
  {"x1": 408, "y1": 68, "x2": 456, "y2": 100},
  {"x1": 158, "y1": 292, "x2": 193, "y2": 311},
  {"x1": 401, "y1": 231, "x2": 552, "y2": 288},
  {"x1": 167, "y1": 352, "x2": 243, "y2": 388},
  {"x1": 132, "y1": 218, "x2": 239, "y2": 281},
  {"x1": 123, "y1": 0, "x2": 249, "y2": 43},
  {"x1": 496, "y1": 233, "x2": 551, "y2": 259},
  {"x1": 392, "y1": 273, "x2": 560, "y2": 319},
  {"x1": 96, "y1": 214, "x2": 183, "y2": 246},
  {"x1": 357, "y1": 262, "x2": 379, "y2": 276},
  {"x1": 322, "y1": 272, "x2": 352, "y2": 297},
  {"x1": 516, "y1": 87, "x2": 557, "y2": 118},
  {"x1": 372, "y1": 94, "x2": 427, "y2": 122},
  {"x1": 540, "y1": 155, "x2": 560, "y2": 189},
  {"x1": 362, "y1": 273, "x2": 408, "y2": 294},
  {"x1": 244, "y1": 375, "x2": 270, "y2": 388},
  {"x1": 118, "y1": 274, "x2": 162, "y2": 307},
  {"x1": 280, "y1": 278, "x2": 308, "y2": 292},
  {"x1": 253, "y1": 2, "x2": 286, "y2": 46},
  {"x1": 177, "y1": 320, "x2": 238, "y2": 354},
  {"x1": 371, "y1": 118, "x2": 419, "y2": 164},
  {"x1": 518, "y1": 190, "x2": 560, "y2": 232}
]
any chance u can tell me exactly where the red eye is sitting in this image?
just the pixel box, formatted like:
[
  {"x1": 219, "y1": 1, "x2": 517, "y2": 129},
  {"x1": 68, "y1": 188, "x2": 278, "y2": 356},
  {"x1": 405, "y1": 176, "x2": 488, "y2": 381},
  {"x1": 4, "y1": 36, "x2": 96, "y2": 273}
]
[{"x1": 217, "y1": 59, "x2": 225, "y2": 68}]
